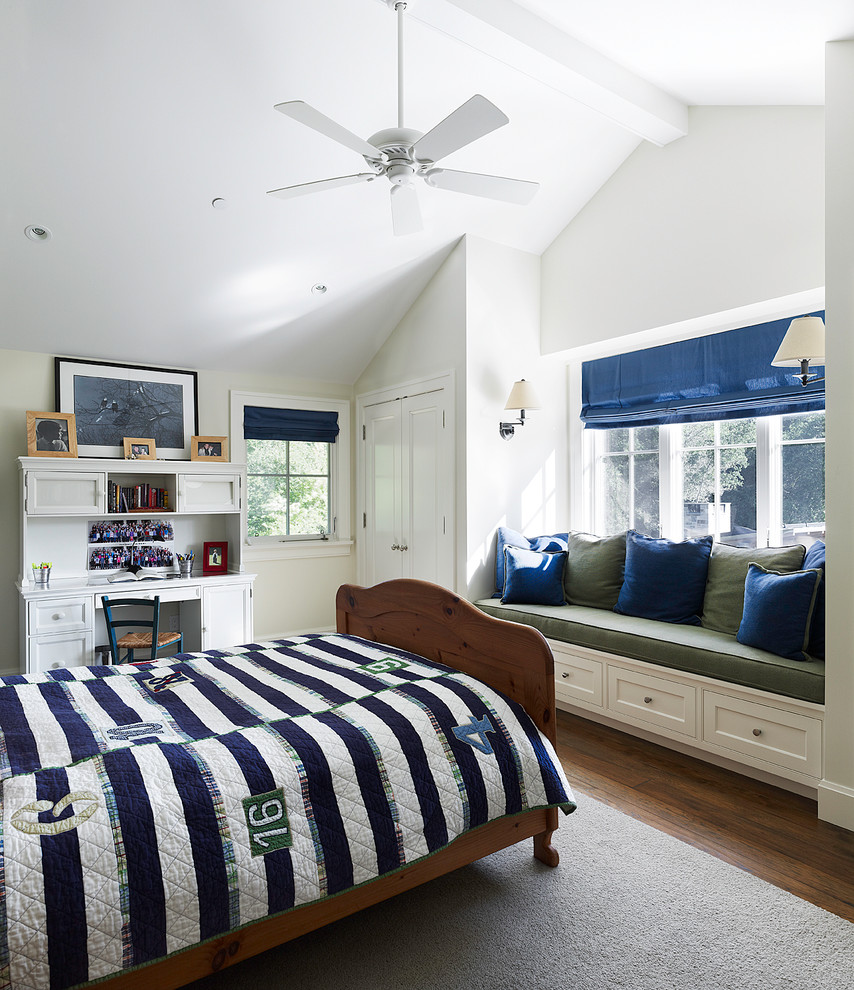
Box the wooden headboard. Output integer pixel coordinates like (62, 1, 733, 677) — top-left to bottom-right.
(335, 579, 556, 745)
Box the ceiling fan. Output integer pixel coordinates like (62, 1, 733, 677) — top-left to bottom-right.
(267, 0, 539, 236)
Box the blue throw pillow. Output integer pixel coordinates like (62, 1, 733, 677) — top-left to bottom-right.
(803, 541, 825, 659)
(493, 526, 569, 597)
(502, 546, 567, 606)
(614, 531, 713, 625)
(736, 563, 823, 661)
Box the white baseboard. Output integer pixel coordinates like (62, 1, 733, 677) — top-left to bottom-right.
(818, 779, 854, 831)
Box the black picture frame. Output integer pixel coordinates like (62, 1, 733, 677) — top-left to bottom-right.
(55, 357, 199, 459)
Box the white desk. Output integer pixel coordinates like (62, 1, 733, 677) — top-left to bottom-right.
(19, 572, 255, 673)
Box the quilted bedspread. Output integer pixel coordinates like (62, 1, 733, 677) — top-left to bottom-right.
(0, 633, 575, 990)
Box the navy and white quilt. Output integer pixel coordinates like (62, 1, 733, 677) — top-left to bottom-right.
(0, 633, 575, 990)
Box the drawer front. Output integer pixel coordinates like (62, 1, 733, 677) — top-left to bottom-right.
(29, 632, 95, 673)
(177, 475, 240, 513)
(28, 597, 91, 635)
(554, 652, 603, 708)
(703, 692, 822, 777)
(608, 667, 697, 736)
(95, 586, 201, 607)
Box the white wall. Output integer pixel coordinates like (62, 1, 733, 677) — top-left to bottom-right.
(464, 236, 568, 601)
(2, 350, 356, 669)
(820, 41, 854, 831)
(541, 107, 825, 353)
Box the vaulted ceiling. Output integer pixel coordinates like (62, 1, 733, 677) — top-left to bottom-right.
(2, 1, 851, 382)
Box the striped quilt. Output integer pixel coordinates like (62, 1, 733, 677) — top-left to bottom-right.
(0, 633, 575, 990)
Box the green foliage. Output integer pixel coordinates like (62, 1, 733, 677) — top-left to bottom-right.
(246, 439, 330, 537)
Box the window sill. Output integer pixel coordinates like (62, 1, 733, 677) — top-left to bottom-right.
(242, 540, 354, 562)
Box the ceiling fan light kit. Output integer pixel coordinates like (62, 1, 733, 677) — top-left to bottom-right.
(267, 0, 539, 235)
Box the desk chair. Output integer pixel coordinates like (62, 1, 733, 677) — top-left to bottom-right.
(102, 595, 183, 665)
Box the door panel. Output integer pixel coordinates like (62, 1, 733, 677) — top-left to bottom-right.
(365, 403, 403, 585)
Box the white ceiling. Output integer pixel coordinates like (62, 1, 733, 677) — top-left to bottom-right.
(2, 0, 851, 383)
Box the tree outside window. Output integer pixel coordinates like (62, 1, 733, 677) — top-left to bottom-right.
(246, 439, 330, 538)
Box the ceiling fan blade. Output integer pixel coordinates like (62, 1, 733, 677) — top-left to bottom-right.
(274, 101, 380, 159)
(390, 184, 423, 236)
(267, 173, 378, 200)
(412, 95, 509, 164)
(424, 168, 539, 205)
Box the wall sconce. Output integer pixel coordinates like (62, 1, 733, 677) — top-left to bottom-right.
(771, 315, 826, 387)
(499, 379, 542, 440)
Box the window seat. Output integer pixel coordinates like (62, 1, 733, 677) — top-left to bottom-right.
(474, 599, 825, 705)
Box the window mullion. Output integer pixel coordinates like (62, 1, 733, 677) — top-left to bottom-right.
(757, 416, 779, 546)
(660, 424, 680, 540)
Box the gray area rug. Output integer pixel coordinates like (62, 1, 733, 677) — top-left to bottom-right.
(190, 795, 854, 990)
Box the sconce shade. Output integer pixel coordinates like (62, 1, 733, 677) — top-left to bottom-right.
(504, 379, 542, 411)
(771, 316, 826, 367)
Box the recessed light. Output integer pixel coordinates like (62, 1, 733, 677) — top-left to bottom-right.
(311, 283, 328, 295)
(25, 225, 52, 242)
(211, 198, 227, 210)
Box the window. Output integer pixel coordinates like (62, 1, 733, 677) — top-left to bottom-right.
(246, 440, 330, 538)
(230, 391, 351, 557)
(587, 412, 824, 548)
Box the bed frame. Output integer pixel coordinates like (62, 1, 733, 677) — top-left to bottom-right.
(96, 579, 561, 989)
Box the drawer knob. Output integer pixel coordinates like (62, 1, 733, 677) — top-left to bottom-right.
(50, 663, 60, 669)
(52, 612, 66, 621)
(643, 696, 653, 704)
(561, 672, 569, 679)
(752, 728, 762, 737)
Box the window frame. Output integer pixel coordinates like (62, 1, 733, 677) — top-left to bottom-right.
(230, 390, 352, 560)
(585, 413, 824, 547)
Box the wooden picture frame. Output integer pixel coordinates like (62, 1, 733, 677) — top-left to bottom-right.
(123, 437, 156, 460)
(55, 356, 198, 459)
(190, 435, 229, 462)
(203, 541, 228, 575)
(26, 411, 78, 458)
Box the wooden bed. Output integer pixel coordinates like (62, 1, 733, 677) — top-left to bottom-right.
(92, 579, 562, 989)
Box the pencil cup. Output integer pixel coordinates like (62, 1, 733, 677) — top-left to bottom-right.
(178, 560, 193, 578)
(33, 567, 51, 585)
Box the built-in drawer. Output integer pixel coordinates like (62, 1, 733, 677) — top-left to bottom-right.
(29, 631, 94, 672)
(553, 650, 603, 708)
(95, 586, 201, 608)
(607, 666, 697, 737)
(28, 596, 91, 636)
(703, 692, 822, 778)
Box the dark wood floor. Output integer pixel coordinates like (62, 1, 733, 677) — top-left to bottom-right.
(554, 709, 854, 922)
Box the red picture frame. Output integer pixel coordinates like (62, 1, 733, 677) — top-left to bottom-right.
(202, 541, 228, 575)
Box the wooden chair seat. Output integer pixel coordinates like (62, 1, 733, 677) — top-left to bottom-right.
(116, 631, 183, 650)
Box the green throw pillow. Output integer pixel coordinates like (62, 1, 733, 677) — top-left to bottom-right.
(564, 531, 627, 610)
(701, 543, 806, 635)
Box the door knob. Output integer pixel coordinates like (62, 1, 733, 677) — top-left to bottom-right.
(400, 544, 408, 552)
(391, 543, 400, 551)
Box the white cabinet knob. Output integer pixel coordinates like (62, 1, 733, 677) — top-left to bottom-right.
(50, 662, 60, 669)
(52, 612, 66, 621)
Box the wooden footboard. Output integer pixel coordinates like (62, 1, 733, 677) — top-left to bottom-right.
(93, 580, 562, 990)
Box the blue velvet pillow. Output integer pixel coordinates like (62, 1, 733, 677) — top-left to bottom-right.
(493, 527, 569, 597)
(736, 563, 823, 661)
(803, 541, 825, 659)
(502, 546, 567, 606)
(614, 531, 713, 625)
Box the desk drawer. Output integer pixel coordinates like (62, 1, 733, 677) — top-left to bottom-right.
(607, 666, 697, 737)
(554, 652, 603, 707)
(96, 586, 201, 607)
(703, 692, 822, 777)
(29, 597, 91, 635)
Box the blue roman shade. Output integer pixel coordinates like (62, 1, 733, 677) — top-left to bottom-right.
(244, 406, 339, 443)
(581, 313, 825, 429)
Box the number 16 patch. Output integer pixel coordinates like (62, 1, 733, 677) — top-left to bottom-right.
(242, 788, 292, 856)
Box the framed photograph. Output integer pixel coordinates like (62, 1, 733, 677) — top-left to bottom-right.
(27, 411, 79, 458)
(191, 435, 229, 462)
(123, 437, 156, 460)
(203, 541, 228, 575)
(55, 357, 198, 459)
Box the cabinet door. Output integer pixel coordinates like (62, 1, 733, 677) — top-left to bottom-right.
(29, 631, 95, 673)
(177, 474, 240, 513)
(202, 583, 252, 651)
(26, 472, 106, 515)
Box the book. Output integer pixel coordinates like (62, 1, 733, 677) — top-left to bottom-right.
(108, 565, 165, 583)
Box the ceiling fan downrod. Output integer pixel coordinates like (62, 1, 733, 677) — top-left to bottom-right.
(392, 0, 407, 128)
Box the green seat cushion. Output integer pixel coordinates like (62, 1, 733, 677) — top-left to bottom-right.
(475, 599, 825, 704)
(701, 543, 806, 635)
(564, 531, 626, 609)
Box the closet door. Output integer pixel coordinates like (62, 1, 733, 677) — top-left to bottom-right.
(363, 386, 453, 588)
(364, 400, 404, 584)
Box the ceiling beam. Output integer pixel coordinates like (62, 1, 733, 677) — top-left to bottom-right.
(408, 0, 688, 146)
